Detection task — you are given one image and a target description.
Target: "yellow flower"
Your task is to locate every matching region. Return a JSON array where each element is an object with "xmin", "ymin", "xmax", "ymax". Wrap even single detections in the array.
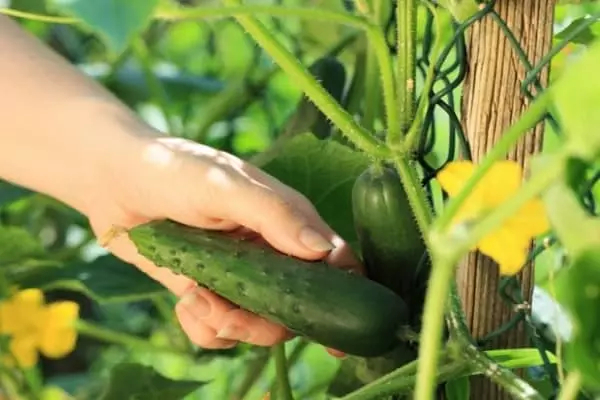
[
  {"xmin": 436, "ymin": 160, "xmax": 550, "ymax": 275},
  {"xmin": 0, "ymin": 288, "xmax": 79, "ymax": 368}
]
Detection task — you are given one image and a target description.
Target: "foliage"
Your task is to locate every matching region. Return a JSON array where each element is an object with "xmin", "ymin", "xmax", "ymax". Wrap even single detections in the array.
[{"xmin": 0, "ymin": 0, "xmax": 599, "ymax": 399}]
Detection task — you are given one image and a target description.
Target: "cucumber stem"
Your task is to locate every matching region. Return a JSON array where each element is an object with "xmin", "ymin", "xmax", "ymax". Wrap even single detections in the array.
[{"xmin": 272, "ymin": 344, "xmax": 294, "ymax": 400}]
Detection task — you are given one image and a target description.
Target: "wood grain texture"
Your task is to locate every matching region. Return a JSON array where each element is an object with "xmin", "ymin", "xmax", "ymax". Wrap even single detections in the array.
[{"xmin": 458, "ymin": 1, "xmax": 556, "ymax": 398}]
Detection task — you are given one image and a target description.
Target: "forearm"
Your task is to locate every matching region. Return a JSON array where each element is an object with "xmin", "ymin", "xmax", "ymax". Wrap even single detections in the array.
[{"xmin": 0, "ymin": 16, "xmax": 158, "ymax": 215}]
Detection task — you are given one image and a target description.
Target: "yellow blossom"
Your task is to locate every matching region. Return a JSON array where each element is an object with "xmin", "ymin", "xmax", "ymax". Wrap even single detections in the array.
[
  {"xmin": 436, "ymin": 160, "xmax": 550, "ymax": 275},
  {"xmin": 0, "ymin": 288, "xmax": 79, "ymax": 368}
]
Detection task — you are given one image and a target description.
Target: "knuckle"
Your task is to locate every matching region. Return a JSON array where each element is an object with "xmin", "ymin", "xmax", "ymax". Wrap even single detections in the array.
[{"xmin": 263, "ymin": 191, "xmax": 303, "ymax": 220}]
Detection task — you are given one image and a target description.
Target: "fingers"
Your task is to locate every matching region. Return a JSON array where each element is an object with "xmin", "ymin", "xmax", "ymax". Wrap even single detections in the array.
[
  {"xmin": 213, "ymin": 183, "xmax": 337, "ymax": 261},
  {"xmin": 227, "ymin": 165, "xmax": 364, "ymax": 273},
  {"xmin": 175, "ymin": 287, "xmax": 292, "ymax": 348}
]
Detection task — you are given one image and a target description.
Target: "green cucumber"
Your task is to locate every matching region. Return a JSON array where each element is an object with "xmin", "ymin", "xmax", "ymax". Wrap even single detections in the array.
[
  {"xmin": 128, "ymin": 219, "xmax": 409, "ymax": 357},
  {"xmin": 327, "ymin": 163, "xmax": 429, "ymax": 396},
  {"xmin": 352, "ymin": 163, "xmax": 429, "ymax": 311}
]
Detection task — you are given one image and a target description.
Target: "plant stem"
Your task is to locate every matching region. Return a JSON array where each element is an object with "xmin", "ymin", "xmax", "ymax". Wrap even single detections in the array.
[
  {"xmin": 392, "ymin": 0, "xmax": 417, "ymax": 141},
  {"xmin": 403, "ymin": 4, "xmax": 446, "ymax": 152},
  {"xmin": 272, "ymin": 344, "xmax": 294, "ymax": 400},
  {"xmin": 393, "ymin": 156, "xmax": 435, "ymax": 243},
  {"xmin": 76, "ymin": 320, "xmax": 191, "ymax": 357},
  {"xmin": 221, "ymin": 0, "xmax": 390, "ymax": 159},
  {"xmin": 156, "ymin": 5, "xmax": 370, "ymax": 31},
  {"xmin": 556, "ymin": 371, "xmax": 582, "ymax": 400},
  {"xmin": 413, "ymin": 255, "xmax": 457, "ymax": 400},
  {"xmin": 231, "ymin": 348, "xmax": 271, "ymax": 400},
  {"xmin": 433, "ymin": 90, "xmax": 552, "ymax": 232},
  {"xmin": 461, "ymin": 344, "xmax": 544, "ymax": 400},
  {"xmin": 268, "ymin": 340, "xmax": 309, "ymax": 395},
  {"xmin": 0, "ymin": 7, "xmax": 76, "ymax": 23},
  {"xmin": 368, "ymin": 28, "xmax": 399, "ymax": 138},
  {"xmin": 446, "ymin": 282, "xmax": 471, "ymax": 340},
  {"xmin": 363, "ymin": 5, "xmax": 382, "ymax": 131},
  {"xmin": 341, "ymin": 351, "xmax": 469, "ymax": 400}
]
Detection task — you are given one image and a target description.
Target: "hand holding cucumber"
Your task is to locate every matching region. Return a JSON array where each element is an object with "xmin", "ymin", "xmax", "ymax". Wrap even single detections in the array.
[{"xmin": 93, "ymin": 136, "xmax": 364, "ymax": 356}]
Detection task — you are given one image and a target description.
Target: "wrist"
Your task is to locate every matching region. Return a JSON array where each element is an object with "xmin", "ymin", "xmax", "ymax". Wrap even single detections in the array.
[{"xmin": 0, "ymin": 96, "xmax": 163, "ymax": 217}]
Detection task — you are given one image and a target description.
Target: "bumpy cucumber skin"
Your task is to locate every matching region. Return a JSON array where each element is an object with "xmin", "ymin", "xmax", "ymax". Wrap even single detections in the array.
[
  {"xmin": 352, "ymin": 164, "xmax": 428, "ymax": 308},
  {"xmin": 128, "ymin": 220, "xmax": 409, "ymax": 358}
]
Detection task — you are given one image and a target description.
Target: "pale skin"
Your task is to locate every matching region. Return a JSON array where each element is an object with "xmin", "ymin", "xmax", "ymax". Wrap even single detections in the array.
[{"xmin": 0, "ymin": 15, "xmax": 362, "ymax": 356}]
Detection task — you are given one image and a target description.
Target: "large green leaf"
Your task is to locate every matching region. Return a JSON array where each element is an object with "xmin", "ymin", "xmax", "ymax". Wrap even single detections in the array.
[
  {"xmin": 9, "ymin": 254, "xmax": 165, "ymax": 303},
  {"xmin": 100, "ymin": 363, "xmax": 207, "ymax": 400},
  {"xmin": 8, "ymin": 0, "xmax": 47, "ymax": 13},
  {"xmin": 0, "ymin": 225, "xmax": 45, "ymax": 267},
  {"xmin": 554, "ymin": 17, "xmax": 600, "ymax": 45},
  {"xmin": 555, "ymin": 248, "xmax": 600, "ymax": 390},
  {"xmin": 261, "ymin": 133, "xmax": 370, "ymax": 250},
  {"xmin": 552, "ymin": 39, "xmax": 600, "ymax": 162},
  {"xmin": 47, "ymin": 0, "xmax": 160, "ymax": 55},
  {"xmin": 538, "ymin": 157, "xmax": 600, "ymax": 256}
]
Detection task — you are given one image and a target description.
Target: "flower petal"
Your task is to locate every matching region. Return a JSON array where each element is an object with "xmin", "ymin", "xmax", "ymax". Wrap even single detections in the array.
[
  {"xmin": 0, "ymin": 301, "xmax": 17, "ymax": 334},
  {"xmin": 436, "ymin": 161, "xmax": 476, "ymax": 196},
  {"xmin": 437, "ymin": 161, "xmax": 488, "ymax": 223},
  {"xmin": 9, "ymin": 334, "xmax": 38, "ymax": 368},
  {"xmin": 38, "ymin": 328, "xmax": 78, "ymax": 359},
  {"xmin": 44, "ymin": 302, "xmax": 80, "ymax": 328},
  {"xmin": 477, "ymin": 226, "xmax": 530, "ymax": 275},
  {"xmin": 37, "ymin": 302, "xmax": 79, "ymax": 359},
  {"xmin": 510, "ymin": 198, "xmax": 551, "ymax": 237},
  {"xmin": 481, "ymin": 161, "xmax": 523, "ymax": 206},
  {"xmin": 13, "ymin": 288, "xmax": 45, "ymax": 308},
  {"xmin": 0, "ymin": 289, "xmax": 46, "ymax": 335}
]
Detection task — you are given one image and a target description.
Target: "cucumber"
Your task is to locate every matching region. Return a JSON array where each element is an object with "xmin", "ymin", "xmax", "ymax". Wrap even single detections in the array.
[
  {"xmin": 128, "ymin": 219, "xmax": 409, "ymax": 357},
  {"xmin": 352, "ymin": 163, "xmax": 429, "ymax": 311},
  {"xmin": 327, "ymin": 163, "xmax": 429, "ymax": 396}
]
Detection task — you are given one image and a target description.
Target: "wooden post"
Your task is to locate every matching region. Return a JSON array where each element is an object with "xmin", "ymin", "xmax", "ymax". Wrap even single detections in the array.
[{"xmin": 458, "ymin": 1, "xmax": 556, "ymax": 398}]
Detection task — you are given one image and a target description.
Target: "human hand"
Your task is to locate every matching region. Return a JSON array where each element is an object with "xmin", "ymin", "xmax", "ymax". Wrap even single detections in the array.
[{"xmin": 90, "ymin": 133, "xmax": 363, "ymax": 356}]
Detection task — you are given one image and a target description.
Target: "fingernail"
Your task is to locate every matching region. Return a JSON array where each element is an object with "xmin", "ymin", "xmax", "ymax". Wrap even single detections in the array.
[
  {"xmin": 216, "ymin": 324, "xmax": 250, "ymax": 341},
  {"xmin": 299, "ymin": 227, "xmax": 334, "ymax": 252},
  {"xmin": 180, "ymin": 289, "xmax": 212, "ymax": 320}
]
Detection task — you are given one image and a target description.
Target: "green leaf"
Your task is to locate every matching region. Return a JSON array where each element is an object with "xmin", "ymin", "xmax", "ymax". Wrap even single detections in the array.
[
  {"xmin": 100, "ymin": 363, "xmax": 207, "ymax": 400},
  {"xmin": 436, "ymin": 0, "xmax": 479, "ymax": 22},
  {"xmin": 554, "ymin": 17, "xmax": 600, "ymax": 45},
  {"xmin": 445, "ymin": 375, "xmax": 470, "ymax": 400},
  {"xmin": 555, "ymin": 248, "xmax": 600, "ymax": 390},
  {"xmin": 0, "ymin": 182, "xmax": 33, "ymax": 208},
  {"xmin": 485, "ymin": 348, "xmax": 557, "ymax": 369},
  {"xmin": 0, "ymin": 226, "xmax": 45, "ymax": 267},
  {"xmin": 8, "ymin": 0, "xmax": 48, "ymax": 13},
  {"xmin": 539, "ymin": 160, "xmax": 600, "ymax": 256},
  {"xmin": 261, "ymin": 133, "xmax": 370, "ymax": 250},
  {"xmin": 552, "ymin": 39, "xmax": 600, "ymax": 161},
  {"xmin": 47, "ymin": 0, "xmax": 160, "ymax": 55},
  {"xmin": 9, "ymin": 254, "xmax": 165, "ymax": 303}
]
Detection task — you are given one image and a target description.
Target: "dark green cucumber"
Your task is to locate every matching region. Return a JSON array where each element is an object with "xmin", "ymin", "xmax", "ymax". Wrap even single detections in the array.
[
  {"xmin": 352, "ymin": 163, "xmax": 429, "ymax": 308},
  {"xmin": 128, "ymin": 219, "xmax": 409, "ymax": 357},
  {"xmin": 327, "ymin": 164, "xmax": 427, "ymax": 396}
]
